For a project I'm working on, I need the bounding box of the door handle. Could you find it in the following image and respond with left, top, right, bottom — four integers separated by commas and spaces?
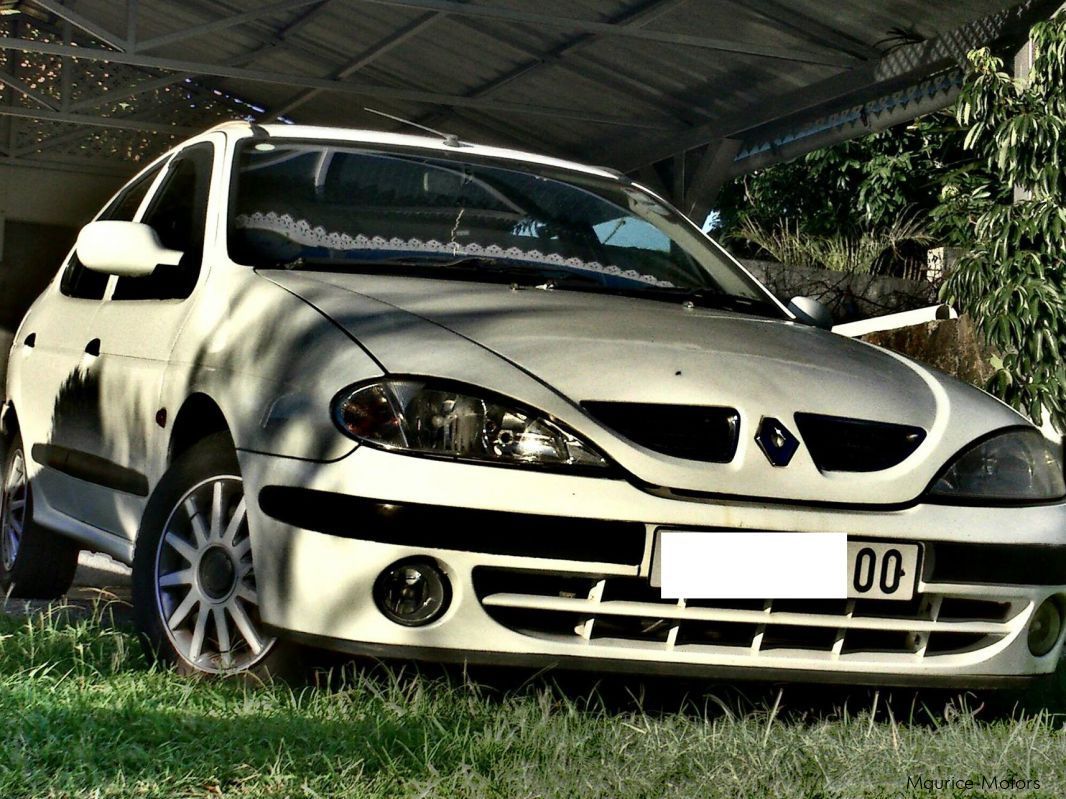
23, 333, 35, 348
84, 338, 101, 357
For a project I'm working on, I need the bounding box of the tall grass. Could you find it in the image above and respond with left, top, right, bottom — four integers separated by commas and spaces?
734, 216, 933, 278
0, 604, 1064, 798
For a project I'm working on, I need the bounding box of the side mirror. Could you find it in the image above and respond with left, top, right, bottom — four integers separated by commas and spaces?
75, 221, 183, 278
787, 296, 833, 330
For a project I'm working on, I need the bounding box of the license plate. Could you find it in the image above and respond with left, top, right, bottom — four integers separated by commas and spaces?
652, 531, 919, 601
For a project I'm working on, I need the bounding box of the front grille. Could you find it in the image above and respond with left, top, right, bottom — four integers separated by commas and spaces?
793, 413, 926, 472
474, 569, 1024, 660
581, 401, 740, 462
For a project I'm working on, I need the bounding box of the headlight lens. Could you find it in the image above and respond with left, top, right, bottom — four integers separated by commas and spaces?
928, 429, 1065, 502
334, 379, 608, 469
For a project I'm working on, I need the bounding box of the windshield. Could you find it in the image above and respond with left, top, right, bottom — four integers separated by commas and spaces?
227, 140, 780, 314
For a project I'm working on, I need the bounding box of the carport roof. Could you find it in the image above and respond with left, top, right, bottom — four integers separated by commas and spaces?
0, 0, 1056, 212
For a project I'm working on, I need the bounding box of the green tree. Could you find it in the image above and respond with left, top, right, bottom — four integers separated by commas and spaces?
714, 112, 967, 246
938, 12, 1066, 429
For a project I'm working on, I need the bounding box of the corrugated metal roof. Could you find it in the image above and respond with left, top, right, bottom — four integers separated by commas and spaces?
0, 0, 1054, 192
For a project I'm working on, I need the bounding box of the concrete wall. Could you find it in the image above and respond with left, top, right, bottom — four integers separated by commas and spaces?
0, 220, 81, 398
0, 163, 124, 399
0, 162, 122, 227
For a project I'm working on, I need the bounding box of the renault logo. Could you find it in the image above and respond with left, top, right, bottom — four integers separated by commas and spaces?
755, 417, 800, 467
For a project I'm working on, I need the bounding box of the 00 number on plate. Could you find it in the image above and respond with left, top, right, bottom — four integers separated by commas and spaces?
847, 541, 919, 601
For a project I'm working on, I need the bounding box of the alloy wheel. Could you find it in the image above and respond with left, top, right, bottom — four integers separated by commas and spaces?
1, 449, 27, 572
154, 476, 275, 673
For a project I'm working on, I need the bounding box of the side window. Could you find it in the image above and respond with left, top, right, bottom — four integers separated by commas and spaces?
112, 142, 214, 301
59, 163, 163, 300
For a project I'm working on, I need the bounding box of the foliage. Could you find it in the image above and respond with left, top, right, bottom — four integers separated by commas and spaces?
714, 111, 968, 246
733, 214, 932, 276
938, 13, 1066, 429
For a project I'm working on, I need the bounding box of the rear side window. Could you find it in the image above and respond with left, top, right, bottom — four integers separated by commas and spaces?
60, 163, 163, 300
112, 142, 214, 301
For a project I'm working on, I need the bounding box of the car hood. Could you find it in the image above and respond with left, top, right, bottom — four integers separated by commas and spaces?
266, 270, 1027, 506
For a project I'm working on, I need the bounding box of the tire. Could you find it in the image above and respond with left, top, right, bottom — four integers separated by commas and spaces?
1, 432, 80, 599
132, 432, 301, 678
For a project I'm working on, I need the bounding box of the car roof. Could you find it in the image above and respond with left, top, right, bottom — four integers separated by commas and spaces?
208, 121, 625, 181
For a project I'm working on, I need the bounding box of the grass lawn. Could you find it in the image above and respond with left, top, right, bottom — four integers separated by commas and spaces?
2, 602, 1066, 798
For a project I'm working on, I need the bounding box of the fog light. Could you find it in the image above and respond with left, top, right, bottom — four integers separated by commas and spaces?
374, 559, 451, 626
1028, 599, 1063, 657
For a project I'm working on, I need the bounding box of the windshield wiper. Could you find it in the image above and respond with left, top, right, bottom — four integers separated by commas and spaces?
679, 287, 781, 317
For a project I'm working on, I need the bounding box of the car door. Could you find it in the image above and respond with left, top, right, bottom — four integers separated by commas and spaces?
70, 139, 218, 539
17, 164, 165, 527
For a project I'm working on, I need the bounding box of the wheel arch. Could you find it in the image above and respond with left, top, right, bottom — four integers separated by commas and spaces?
0, 401, 18, 465
168, 394, 233, 465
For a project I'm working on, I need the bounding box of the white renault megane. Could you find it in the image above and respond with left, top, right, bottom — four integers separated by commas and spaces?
2, 122, 1065, 686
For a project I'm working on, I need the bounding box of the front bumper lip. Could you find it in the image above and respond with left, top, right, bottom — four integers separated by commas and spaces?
265, 625, 1046, 690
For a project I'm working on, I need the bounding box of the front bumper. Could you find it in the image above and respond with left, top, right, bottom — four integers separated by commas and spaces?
239, 445, 1066, 687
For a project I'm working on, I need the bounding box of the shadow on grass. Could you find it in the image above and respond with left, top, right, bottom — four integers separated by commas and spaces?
314, 651, 1046, 729
2, 689, 488, 795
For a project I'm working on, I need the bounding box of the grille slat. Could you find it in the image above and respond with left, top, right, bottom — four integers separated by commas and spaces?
480, 593, 1012, 635
475, 570, 1022, 658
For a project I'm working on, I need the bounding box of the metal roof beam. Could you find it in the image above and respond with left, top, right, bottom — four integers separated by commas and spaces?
29, 0, 127, 51
68, 1, 338, 113
0, 104, 198, 135
684, 138, 742, 222
738, 0, 879, 60
731, 76, 963, 174
68, 72, 189, 112
350, 0, 856, 66
0, 153, 134, 177
132, 0, 328, 53
598, 0, 1057, 170
435, 0, 711, 122
0, 69, 59, 111
274, 0, 708, 129
266, 10, 446, 120
126, 0, 138, 49
0, 36, 675, 129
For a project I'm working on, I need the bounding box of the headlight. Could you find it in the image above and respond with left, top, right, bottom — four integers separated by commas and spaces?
927, 429, 1065, 502
333, 379, 608, 470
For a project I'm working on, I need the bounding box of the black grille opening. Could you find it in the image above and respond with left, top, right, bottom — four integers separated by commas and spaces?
794, 413, 926, 472
591, 616, 672, 643
840, 629, 919, 654
761, 624, 838, 652
486, 607, 585, 637
926, 632, 999, 654
601, 578, 662, 603
473, 569, 599, 601
937, 598, 1012, 622
853, 595, 927, 620
676, 622, 759, 648
581, 401, 740, 463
